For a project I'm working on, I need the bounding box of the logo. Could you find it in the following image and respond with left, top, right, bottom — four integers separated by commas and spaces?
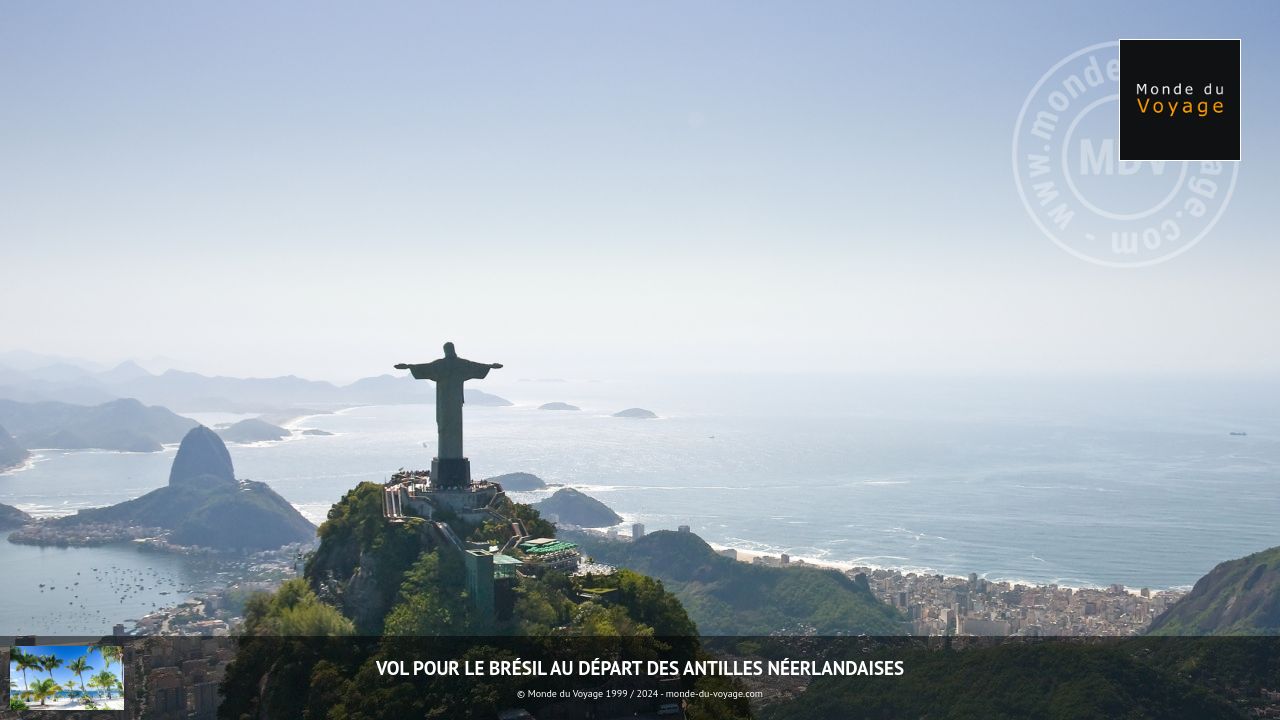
1119, 39, 1240, 161
1013, 42, 1238, 267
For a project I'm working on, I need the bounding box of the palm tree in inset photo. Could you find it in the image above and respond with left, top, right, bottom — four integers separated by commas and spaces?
39, 653, 63, 683
67, 656, 92, 702
89, 671, 120, 701
29, 678, 60, 707
11, 649, 40, 695
98, 644, 123, 676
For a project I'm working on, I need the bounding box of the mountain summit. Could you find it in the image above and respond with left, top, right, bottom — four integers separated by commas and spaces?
169, 425, 237, 488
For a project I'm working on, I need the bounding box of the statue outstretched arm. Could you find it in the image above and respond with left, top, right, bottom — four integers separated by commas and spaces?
395, 362, 438, 380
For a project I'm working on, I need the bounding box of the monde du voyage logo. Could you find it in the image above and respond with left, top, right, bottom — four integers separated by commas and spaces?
1013, 40, 1240, 267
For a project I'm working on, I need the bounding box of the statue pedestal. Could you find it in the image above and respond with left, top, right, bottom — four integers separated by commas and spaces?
431, 457, 471, 489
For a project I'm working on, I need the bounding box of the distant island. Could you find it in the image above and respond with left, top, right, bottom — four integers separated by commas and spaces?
535, 487, 622, 527
8, 426, 315, 552
538, 401, 581, 411
613, 407, 658, 419
487, 471, 547, 490
0, 397, 195, 452
0, 502, 31, 530
0, 423, 29, 470
216, 418, 291, 443
300, 428, 334, 436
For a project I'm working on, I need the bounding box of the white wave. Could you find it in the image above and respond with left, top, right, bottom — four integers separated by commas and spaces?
12, 502, 97, 518
0, 452, 44, 475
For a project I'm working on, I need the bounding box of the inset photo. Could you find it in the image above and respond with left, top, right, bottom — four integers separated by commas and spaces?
8, 645, 124, 712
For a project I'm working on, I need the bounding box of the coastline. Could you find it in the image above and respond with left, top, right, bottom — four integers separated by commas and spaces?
14, 696, 126, 711
571, 525, 1185, 635
597, 517, 1193, 596
0, 452, 39, 476
270, 403, 372, 431
703, 539, 1189, 597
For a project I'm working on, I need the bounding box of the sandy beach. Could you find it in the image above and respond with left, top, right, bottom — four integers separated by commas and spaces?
19, 695, 125, 711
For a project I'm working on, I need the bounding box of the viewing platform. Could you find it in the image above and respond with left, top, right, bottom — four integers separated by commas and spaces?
382, 469, 507, 525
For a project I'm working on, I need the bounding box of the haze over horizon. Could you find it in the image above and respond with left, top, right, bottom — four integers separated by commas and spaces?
3, 2, 1279, 382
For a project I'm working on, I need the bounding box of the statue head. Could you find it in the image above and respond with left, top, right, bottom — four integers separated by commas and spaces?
443, 342, 457, 358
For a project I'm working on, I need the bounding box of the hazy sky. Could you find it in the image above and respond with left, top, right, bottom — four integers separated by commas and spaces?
2, 2, 1277, 382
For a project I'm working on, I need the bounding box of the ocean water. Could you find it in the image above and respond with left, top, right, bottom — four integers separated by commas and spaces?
0, 530, 232, 637
1, 373, 1278, 633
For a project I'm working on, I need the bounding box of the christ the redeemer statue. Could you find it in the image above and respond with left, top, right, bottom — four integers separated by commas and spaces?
395, 342, 502, 488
